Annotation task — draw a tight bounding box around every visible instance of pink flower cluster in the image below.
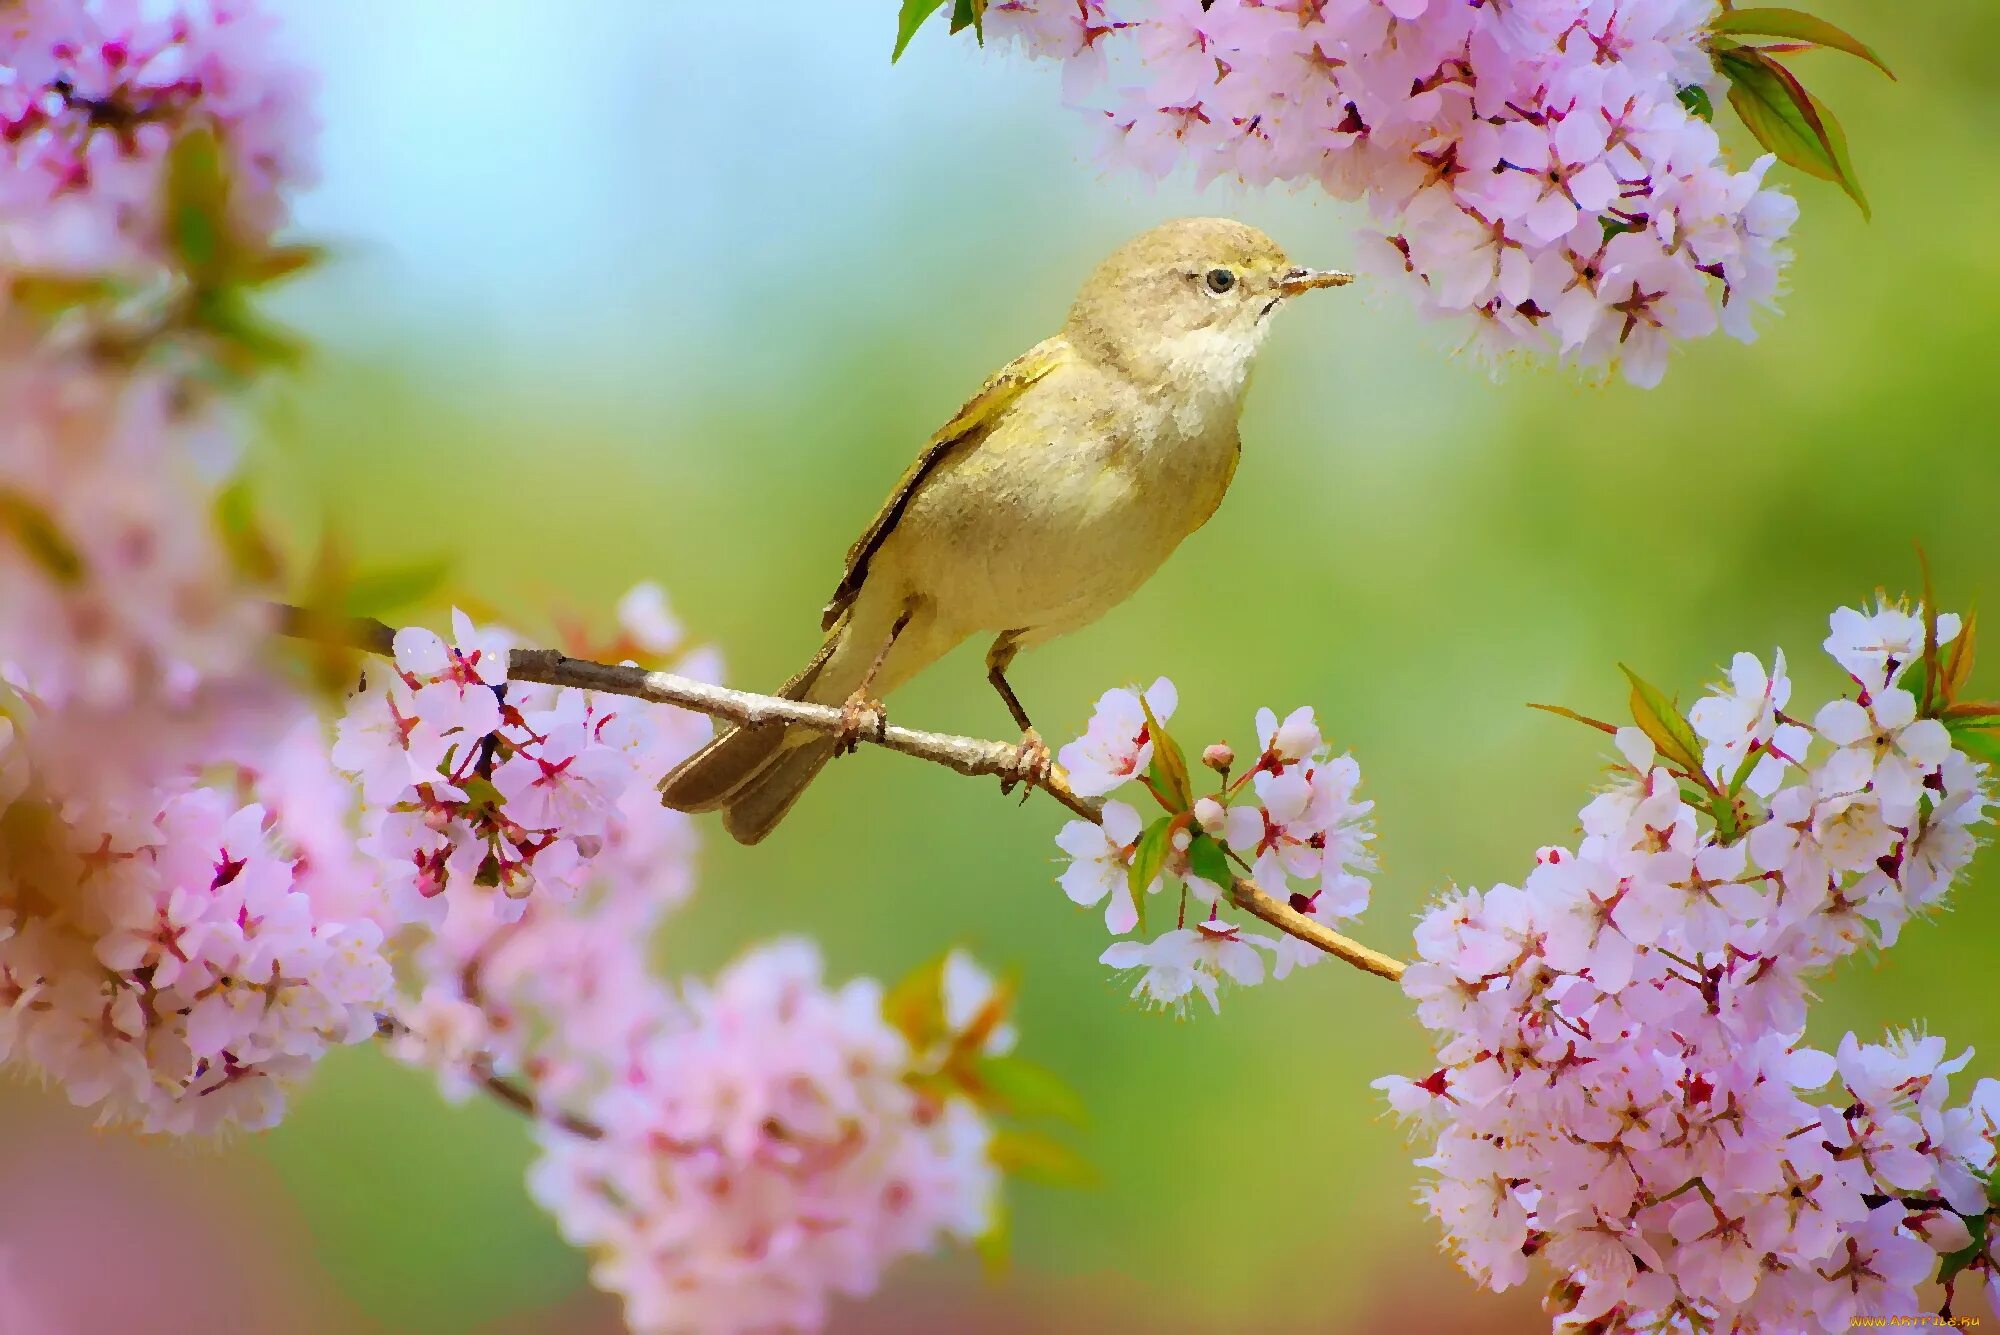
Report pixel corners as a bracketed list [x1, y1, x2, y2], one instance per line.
[0, 711, 393, 1134]
[1054, 680, 1375, 1010]
[0, 347, 268, 715]
[527, 940, 1003, 1335]
[987, 0, 1796, 385]
[1, 0, 311, 277]
[331, 599, 717, 929]
[1377, 598, 1999, 1329]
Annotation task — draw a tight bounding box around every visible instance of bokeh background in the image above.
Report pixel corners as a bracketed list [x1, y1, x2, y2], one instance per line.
[4, 3, 1998, 1331]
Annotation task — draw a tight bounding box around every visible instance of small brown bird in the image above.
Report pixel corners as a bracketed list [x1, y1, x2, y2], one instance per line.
[659, 217, 1350, 843]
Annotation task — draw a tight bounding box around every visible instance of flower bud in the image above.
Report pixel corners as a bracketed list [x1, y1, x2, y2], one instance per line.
[1192, 797, 1227, 833]
[1201, 743, 1234, 774]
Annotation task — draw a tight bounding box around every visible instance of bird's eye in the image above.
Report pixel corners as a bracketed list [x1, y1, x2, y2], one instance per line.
[1205, 268, 1236, 294]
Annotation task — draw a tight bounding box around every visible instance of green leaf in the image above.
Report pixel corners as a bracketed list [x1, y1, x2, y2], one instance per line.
[988, 1128, 1097, 1188]
[0, 488, 85, 584]
[1185, 833, 1233, 895]
[975, 1055, 1089, 1126]
[1946, 722, 2000, 768]
[1619, 665, 1708, 781]
[1138, 694, 1192, 811]
[893, 0, 948, 60]
[1676, 83, 1715, 121]
[1709, 8, 1893, 79]
[1719, 47, 1868, 217]
[343, 557, 452, 618]
[193, 288, 308, 371]
[1126, 816, 1174, 933]
[211, 477, 284, 584]
[949, 0, 986, 39]
[883, 952, 950, 1051]
[165, 127, 232, 285]
[975, 1200, 1011, 1279]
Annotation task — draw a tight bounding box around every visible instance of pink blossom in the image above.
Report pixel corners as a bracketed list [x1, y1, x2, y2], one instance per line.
[988, 0, 1799, 384]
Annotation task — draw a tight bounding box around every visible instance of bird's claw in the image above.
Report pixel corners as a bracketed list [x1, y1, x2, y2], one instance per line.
[1000, 728, 1052, 802]
[834, 693, 888, 756]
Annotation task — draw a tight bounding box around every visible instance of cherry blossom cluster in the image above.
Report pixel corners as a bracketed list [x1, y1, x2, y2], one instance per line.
[985, 0, 1797, 385]
[0, 700, 394, 1134]
[373, 589, 712, 1109]
[526, 940, 1010, 1335]
[1053, 678, 1376, 1011]
[1377, 596, 2000, 1329]
[330, 597, 719, 930]
[1, 0, 311, 280]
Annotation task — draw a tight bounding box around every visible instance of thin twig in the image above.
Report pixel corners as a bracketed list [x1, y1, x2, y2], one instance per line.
[374, 1013, 604, 1140]
[279, 603, 1409, 982]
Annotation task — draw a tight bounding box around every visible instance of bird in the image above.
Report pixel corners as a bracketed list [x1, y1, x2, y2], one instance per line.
[659, 216, 1351, 844]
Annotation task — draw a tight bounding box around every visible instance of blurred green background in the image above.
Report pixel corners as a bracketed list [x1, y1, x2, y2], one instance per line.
[4, 3, 1997, 1330]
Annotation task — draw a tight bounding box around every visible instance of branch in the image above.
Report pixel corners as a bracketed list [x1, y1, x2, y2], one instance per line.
[278, 604, 1409, 983]
[374, 1014, 604, 1141]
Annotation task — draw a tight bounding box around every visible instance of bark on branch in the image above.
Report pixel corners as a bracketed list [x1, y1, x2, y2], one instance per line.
[277, 604, 1409, 983]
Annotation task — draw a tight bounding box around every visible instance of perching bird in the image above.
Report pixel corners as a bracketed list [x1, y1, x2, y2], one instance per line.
[659, 217, 1351, 844]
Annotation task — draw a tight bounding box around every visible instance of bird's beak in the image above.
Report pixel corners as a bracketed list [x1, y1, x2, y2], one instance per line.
[1278, 267, 1354, 296]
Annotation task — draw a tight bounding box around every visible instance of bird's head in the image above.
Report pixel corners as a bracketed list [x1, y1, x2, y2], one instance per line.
[1063, 216, 1350, 397]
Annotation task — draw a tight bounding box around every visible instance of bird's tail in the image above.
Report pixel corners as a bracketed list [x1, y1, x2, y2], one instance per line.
[656, 627, 838, 843]
[661, 604, 946, 845]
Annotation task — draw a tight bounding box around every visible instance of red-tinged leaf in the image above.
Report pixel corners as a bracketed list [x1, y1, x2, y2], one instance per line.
[1942, 701, 2000, 722]
[974, 1055, 1089, 1126]
[1710, 8, 1893, 79]
[1944, 609, 1979, 704]
[0, 488, 85, 584]
[1619, 665, 1709, 782]
[1720, 47, 1868, 217]
[883, 952, 949, 1051]
[1527, 702, 1619, 735]
[1918, 543, 1942, 715]
[1126, 817, 1173, 932]
[988, 1128, 1097, 1188]
[893, 0, 948, 59]
[1139, 694, 1192, 812]
[951, 973, 1019, 1058]
[241, 243, 327, 287]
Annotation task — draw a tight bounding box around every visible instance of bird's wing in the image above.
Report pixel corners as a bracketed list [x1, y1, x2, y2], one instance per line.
[821, 336, 1068, 631]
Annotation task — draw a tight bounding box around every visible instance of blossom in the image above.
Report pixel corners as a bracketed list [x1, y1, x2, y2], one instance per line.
[1100, 922, 1270, 1014]
[526, 940, 1000, 1335]
[333, 601, 711, 924]
[1056, 676, 1176, 797]
[1689, 649, 1810, 797]
[1381, 597, 1994, 1330]
[1054, 800, 1150, 933]
[1825, 596, 1962, 694]
[1, 0, 314, 279]
[1814, 687, 1952, 826]
[0, 750, 393, 1134]
[987, 0, 1797, 384]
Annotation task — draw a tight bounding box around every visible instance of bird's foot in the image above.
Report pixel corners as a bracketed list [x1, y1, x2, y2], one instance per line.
[834, 692, 888, 756]
[1000, 728, 1052, 802]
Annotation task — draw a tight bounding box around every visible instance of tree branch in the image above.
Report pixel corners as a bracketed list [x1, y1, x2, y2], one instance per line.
[374, 1014, 604, 1140]
[278, 604, 1409, 983]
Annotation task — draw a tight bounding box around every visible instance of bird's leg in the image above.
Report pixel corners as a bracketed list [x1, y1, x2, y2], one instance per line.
[987, 631, 1050, 799]
[835, 609, 910, 756]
